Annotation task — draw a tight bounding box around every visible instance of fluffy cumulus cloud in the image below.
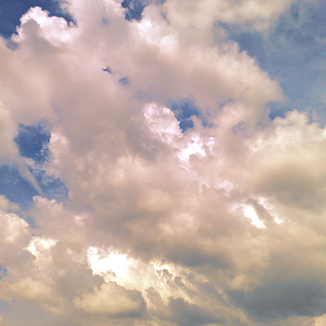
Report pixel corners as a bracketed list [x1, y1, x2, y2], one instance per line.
[1, 0, 326, 325]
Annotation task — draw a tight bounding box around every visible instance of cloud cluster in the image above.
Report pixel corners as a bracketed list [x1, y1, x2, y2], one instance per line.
[1, 0, 326, 325]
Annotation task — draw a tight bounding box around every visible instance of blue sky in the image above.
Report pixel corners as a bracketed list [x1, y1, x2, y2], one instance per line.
[231, 0, 326, 121]
[0, 0, 73, 38]
[1, 1, 326, 326]
[0, 124, 67, 209]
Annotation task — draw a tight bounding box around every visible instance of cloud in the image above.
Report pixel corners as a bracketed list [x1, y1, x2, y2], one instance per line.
[0, 210, 31, 266]
[0, 318, 13, 326]
[74, 281, 146, 318]
[1, 1, 326, 326]
[0, 277, 56, 304]
[164, 0, 296, 32]
[168, 297, 223, 326]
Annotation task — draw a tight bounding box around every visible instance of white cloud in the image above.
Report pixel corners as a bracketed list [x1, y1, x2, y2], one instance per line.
[0, 211, 31, 263]
[163, 0, 296, 31]
[13, 6, 73, 45]
[0, 195, 19, 212]
[1, 1, 326, 325]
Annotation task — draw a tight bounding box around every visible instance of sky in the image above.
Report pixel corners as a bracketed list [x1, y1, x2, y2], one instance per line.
[1, 0, 326, 325]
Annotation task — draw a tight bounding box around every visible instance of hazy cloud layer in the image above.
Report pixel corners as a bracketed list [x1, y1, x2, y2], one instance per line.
[0, 1, 326, 325]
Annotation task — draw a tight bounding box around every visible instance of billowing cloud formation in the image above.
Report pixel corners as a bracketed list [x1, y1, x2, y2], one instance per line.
[1, 0, 326, 325]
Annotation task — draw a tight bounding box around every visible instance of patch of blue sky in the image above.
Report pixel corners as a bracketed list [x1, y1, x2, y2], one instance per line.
[121, 0, 166, 21]
[21, 213, 38, 229]
[32, 168, 69, 202]
[101, 17, 110, 26]
[232, 121, 246, 135]
[0, 164, 68, 209]
[0, 165, 39, 209]
[0, 300, 9, 319]
[168, 99, 204, 132]
[0, 266, 8, 280]
[224, 0, 326, 122]
[0, 0, 74, 39]
[121, 0, 147, 21]
[268, 102, 287, 120]
[119, 76, 129, 85]
[14, 124, 50, 165]
[0, 123, 68, 209]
